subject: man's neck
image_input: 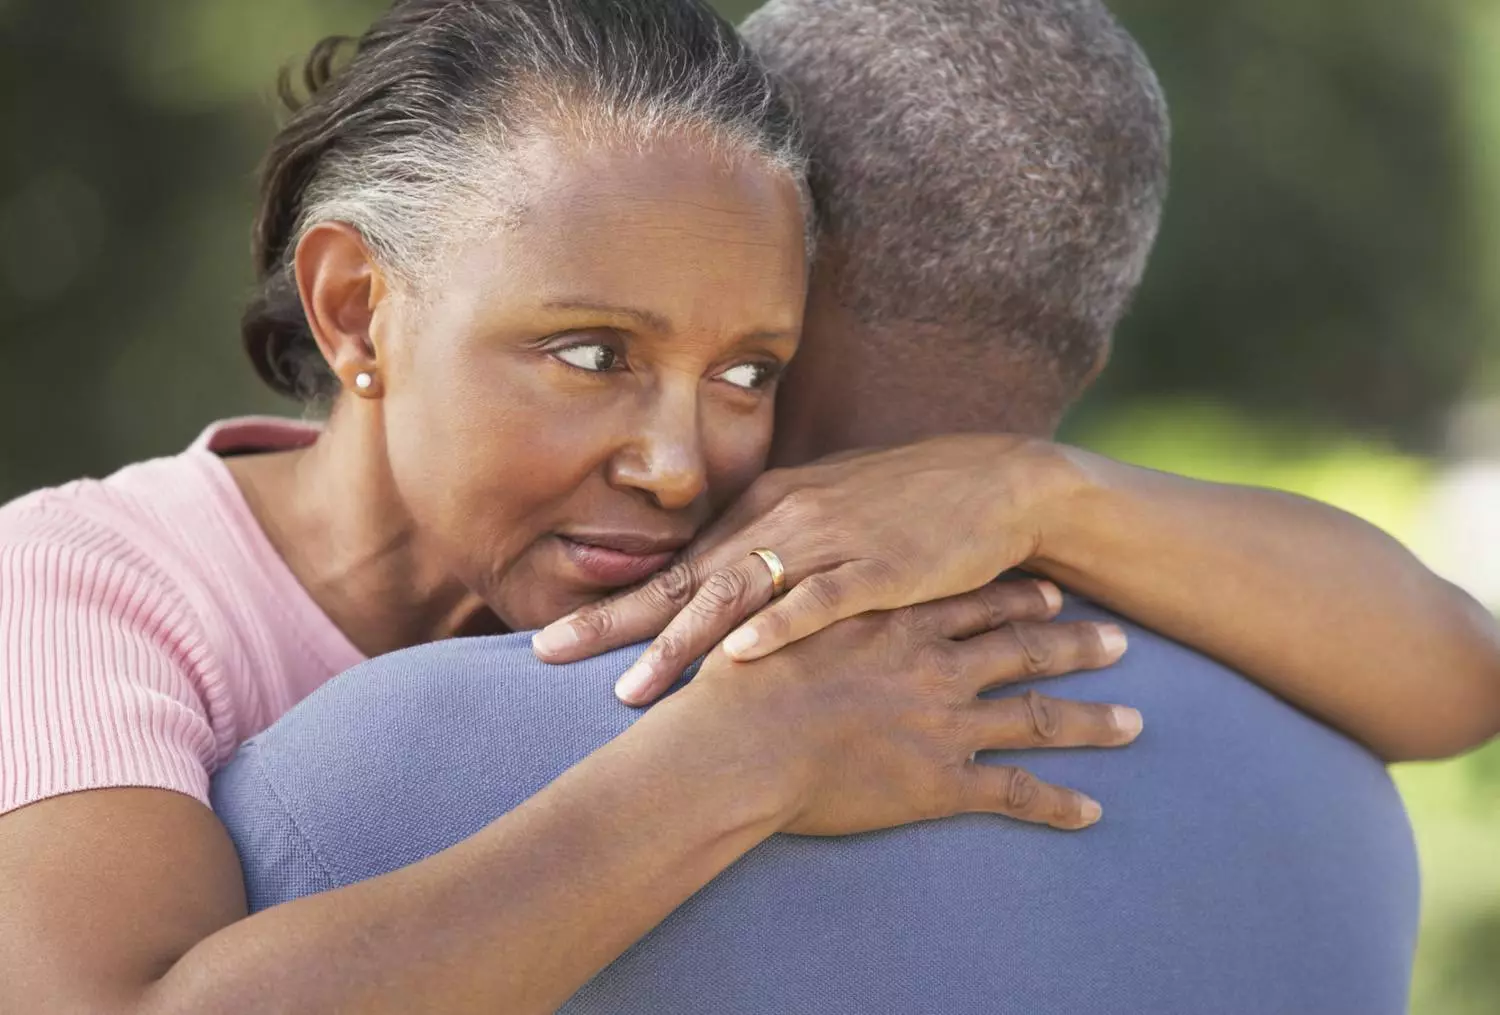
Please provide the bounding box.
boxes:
[771,293,1066,467]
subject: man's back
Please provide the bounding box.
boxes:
[212,601,1418,1014]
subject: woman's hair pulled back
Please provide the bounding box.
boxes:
[243,0,807,402]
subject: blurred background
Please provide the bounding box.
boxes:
[1,0,1496,1009]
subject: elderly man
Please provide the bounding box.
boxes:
[213,1,1420,1012]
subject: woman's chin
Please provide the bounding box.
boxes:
[486,536,676,633]
[490,579,619,635]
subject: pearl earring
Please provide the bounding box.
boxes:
[354,372,374,391]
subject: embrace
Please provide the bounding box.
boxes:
[3,1,1498,1013]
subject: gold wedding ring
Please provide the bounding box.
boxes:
[749,547,787,597]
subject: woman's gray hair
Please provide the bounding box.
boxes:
[244,0,809,403]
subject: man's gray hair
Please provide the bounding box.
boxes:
[742,0,1169,394]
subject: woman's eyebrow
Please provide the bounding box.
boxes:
[741,328,798,343]
[541,299,796,344]
[542,299,672,332]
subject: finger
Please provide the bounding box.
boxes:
[969,689,1143,751]
[721,559,895,662]
[910,579,1063,641]
[614,556,776,706]
[949,620,1127,693]
[532,555,716,662]
[961,762,1104,830]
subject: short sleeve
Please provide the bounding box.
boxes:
[0,531,218,816]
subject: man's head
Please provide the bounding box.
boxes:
[742,0,1170,465]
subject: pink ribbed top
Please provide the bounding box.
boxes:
[0,418,365,816]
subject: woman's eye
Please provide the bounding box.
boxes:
[553,343,619,373]
[718,362,779,391]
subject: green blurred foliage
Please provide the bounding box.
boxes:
[0,1,385,494]
[1434,909,1500,1015]
[1083,0,1491,450]
[2,2,1498,1012]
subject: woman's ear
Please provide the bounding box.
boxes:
[294,221,392,397]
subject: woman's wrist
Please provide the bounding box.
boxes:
[1006,440,1118,585]
[638,674,810,837]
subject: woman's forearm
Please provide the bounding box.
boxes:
[143,691,792,1015]
[1026,445,1500,762]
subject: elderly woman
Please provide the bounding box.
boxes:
[1,1,1497,1013]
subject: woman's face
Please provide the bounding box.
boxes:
[371,137,808,629]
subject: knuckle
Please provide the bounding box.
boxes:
[1022,689,1061,744]
[647,562,700,610]
[797,572,845,614]
[1008,624,1054,676]
[569,605,613,640]
[916,641,961,685]
[651,631,685,667]
[699,568,749,611]
[774,486,822,527]
[893,603,929,636]
[975,586,1009,629]
[1000,766,1042,814]
[923,703,972,752]
[855,556,902,596]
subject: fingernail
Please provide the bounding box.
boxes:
[1111,706,1143,739]
[1080,798,1103,825]
[1038,581,1063,611]
[614,662,652,704]
[1098,624,1128,657]
[723,624,760,659]
[532,622,580,658]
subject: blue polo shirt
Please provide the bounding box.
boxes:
[212,599,1419,1014]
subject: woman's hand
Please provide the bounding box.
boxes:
[674,580,1139,833]
[533,435,1082,704]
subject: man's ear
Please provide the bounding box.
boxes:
[1078,336,1113,392]
[293,221,392,393]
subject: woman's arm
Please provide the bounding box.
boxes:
[536,435,1500,762]
[1028,445,1500,762]
[0,586,1132,1015]
[0,700,786,1015]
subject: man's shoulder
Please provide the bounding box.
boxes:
[213,633,652,893]
[262,633,646,743]
[1038,595,1390,778]
[215,600,1409,906]
[275,599,1342,746]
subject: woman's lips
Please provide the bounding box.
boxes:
[556,535,680,588]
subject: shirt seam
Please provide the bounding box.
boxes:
[244,741,341,895]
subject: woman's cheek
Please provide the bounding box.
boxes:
[704,398,777,511]
[381,364,543,563]
[444,402,595,520]
[440,379,626,561]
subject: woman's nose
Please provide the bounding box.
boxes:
[608,390,709,511]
